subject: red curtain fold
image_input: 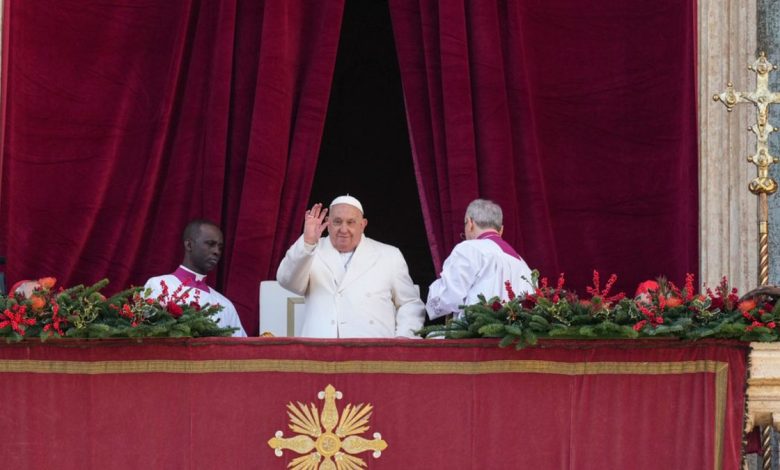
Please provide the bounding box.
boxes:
[389,0,699,293]
[0,338,749,469]
[0,0,345,335]
[218,1,345,336]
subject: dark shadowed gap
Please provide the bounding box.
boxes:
[310,0,436,301]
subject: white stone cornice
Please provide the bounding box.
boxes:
[747,343,780,431]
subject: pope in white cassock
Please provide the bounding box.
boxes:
[276,195,425,338]
[144,220,246,337]
[426,199,534,320]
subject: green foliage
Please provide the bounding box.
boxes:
[417,273,779,348]
[0,278,236,342]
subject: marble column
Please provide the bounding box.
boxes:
[699,0,759,293]
[758,0,780,285]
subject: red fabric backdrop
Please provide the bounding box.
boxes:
[0,0,698,333]
[389,0,699,291]
[0,0,345,335]
[0,338,748,469]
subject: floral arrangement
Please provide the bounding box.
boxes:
[418,271,778,348]
[0,277,236,342]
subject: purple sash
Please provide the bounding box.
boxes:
[477,232,522,261]
[173,267,211,293]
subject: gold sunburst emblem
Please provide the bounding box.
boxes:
[267,384,388,470]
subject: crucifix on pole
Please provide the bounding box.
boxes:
[714,52,780,286]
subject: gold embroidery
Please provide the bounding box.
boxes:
[267,385,387,469]
[0,358,723,375]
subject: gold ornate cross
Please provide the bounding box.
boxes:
[714,52,780,285]
[268,384,388,469]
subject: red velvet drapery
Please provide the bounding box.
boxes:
[0,0,345,335]
[1,0,700,330]
[389,0,699,292]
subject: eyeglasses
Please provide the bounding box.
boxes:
[330,218,361,228]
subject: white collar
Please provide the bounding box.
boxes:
[179,265,207,282]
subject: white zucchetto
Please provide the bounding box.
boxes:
[329,195,364,214]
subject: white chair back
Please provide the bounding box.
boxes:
[259,281,306,337]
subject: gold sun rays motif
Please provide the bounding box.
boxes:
[268,384,388,469]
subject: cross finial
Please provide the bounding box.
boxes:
[714,52,780,286]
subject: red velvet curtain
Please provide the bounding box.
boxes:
[389,0,698,292]
[0,0,345,335]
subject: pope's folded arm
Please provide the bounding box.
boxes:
[390,251,426,337]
